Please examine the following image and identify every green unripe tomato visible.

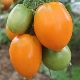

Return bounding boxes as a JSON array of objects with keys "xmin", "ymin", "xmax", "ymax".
[
  {"xmin": 42, "ymin": 46, "xmax": 71, "ymax": 71},
  {"xmin": 7, "ymin": 4, "xmax": 33, "ymax": 34}
]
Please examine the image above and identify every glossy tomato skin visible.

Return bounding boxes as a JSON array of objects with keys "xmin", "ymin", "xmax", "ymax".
[
  {"xmin": 6, "ymin": 25, "xmax": 17, "ymax": 40},
  {"xmin": 42, "ymin": 46, "xmax": 71, "ymax": 71},
  {"xmin": 34, "ymin": 2, "xmax": 73, "ymax": 51},
  {"xmin": 9, "ymin": 34, "xmax": 42, "ymax": 78},
  {"xmin": 7, "ymin": 4, "xmax": 33, "ymax": 34}
]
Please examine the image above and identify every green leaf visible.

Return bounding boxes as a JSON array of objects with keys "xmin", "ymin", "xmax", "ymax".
[
  {"xmin": 0, "ymin": 28, "xmax": 11, "ymax": 44},
  {"xmin": 71, "ymin": 66, "xmax": 80, "ymax": 80},
  {"xmin": 39, "ymin": 63, "xmax": 71, "ymax": 80},
  {"xmin": 51, "ymin": 68, "xmax": 70, "ymax": 80},
  {"xmin": 23, "ymin": 0, "xmax": 45, "ymax": 10},
  {"xmin": 65, "ymin": 3, "xmax": 72, "ymax": 15}
]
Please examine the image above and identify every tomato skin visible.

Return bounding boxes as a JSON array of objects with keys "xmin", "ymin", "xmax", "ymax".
[
  {"xmin": 1, "ymin": 0, "xmax": 14, "ymax": 11},
  {"xmin": 9, "ymin": 34, "xmax": 42, "ymax": 78},
  {"xmin": 7, "ymin": 4, "xmax": 33, "ymax": 34},
  {"xmin": 6, "ymin": 25, "xmax": 17, "ymax": 40},
  {"xmin": 42, "ymin": 46, "xmax": 71, "ymax": 71},
  {"xmin": 34, "ymin": 2, "xmax": 73, "ymax": 51}
]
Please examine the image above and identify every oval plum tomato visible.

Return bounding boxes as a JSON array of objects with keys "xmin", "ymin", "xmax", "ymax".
[
  {"xmin": 42, "ymin": 46, "xmax": 71, "ymax": 71},
  {"xmin": 34, "ymin": 2, "xmax": 73, "ymax": 51},
  {"xmin": 6, "ymin": 25, "xmax": 17, "ymax": 40},
  {"xmin": 9, "ymin": 34, "xmax": 42, "ymax": 78},
  {"xmin": 1, "ymin": 0, "xmax": 14, "ymax": 11},
  {"xmin": 7, "ymin": 4, "xmax": 33, "ymax": 34}
]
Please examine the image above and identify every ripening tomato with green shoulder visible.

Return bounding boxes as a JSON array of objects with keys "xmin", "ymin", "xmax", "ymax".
[
  {"xmin": 42, "ymin": 46, "xmax": 71, "ymax": 71},
  {"xmin": 34, "ymin": 2, "xmax": 73, "ymax": 51},
  {"xmin": 9, "ymin": 34, "xmax": 42, "ymax": 78},
  {"xmin": 7, "ymin": 4, "xmax": 33, "ymax": 34}
]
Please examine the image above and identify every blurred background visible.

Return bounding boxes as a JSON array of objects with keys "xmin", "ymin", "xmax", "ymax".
[{"xmin": 0, "ymin": 0, "xmax": 80, "ymax": 80}]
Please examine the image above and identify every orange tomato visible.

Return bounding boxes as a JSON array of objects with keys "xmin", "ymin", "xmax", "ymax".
[
  {"xmin": 9, "ymin": 34, "xmax": 42, "ymax": 78},
  {"xmin": 1, "ymin": 0, "xmax": 14, "ymax": 10},
  {"xmin": 34, "ymin": 2, "xmax": 73, "ymax": 51},
  {"xmin": 6, "ymin": 26, "xmax": 17, "ymax": 40}
]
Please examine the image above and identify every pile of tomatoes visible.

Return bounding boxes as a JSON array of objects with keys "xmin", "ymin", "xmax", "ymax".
[{"xmin": 6, "ymin": 1, "xmax": 73, "ymax": 79}]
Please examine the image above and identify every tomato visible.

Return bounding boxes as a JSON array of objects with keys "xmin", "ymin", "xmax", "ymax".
[
  {"xmin": 9, "ymin": 34, "xmax": 42, "ymax": 78},
  {"xmin": 7, "ymin": 4, "xmax": 33, "ymax": 34},
  {"xmin": 34, "ymin": 2, "xmax": 73, "ymax": 51},
  {"xmin": 1, "ymin": 0, "xmax": 14, "ymax": 11},
  {"xmin": 42, "ymin": 46, "xmax": 71, "ymax": 71},
  {"xmin": 6, "ymin": 25, "xmax": 17, "ymax": 40}
]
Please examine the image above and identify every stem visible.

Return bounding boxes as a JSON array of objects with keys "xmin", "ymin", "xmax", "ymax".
[
  {"xmin": 23, "ymin": 0, "xmax": 33, "ymax": 8},
  {"xmin": 48, "ymin": 69, "xmax": 52, "ymax": 77},
  {"xmin": 24, "ymin": 77, "xmax": 27, "ymax": 80},
  {"xmin": 23, "ymin": 78, "xmax": 31, "ymax": 80}
]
